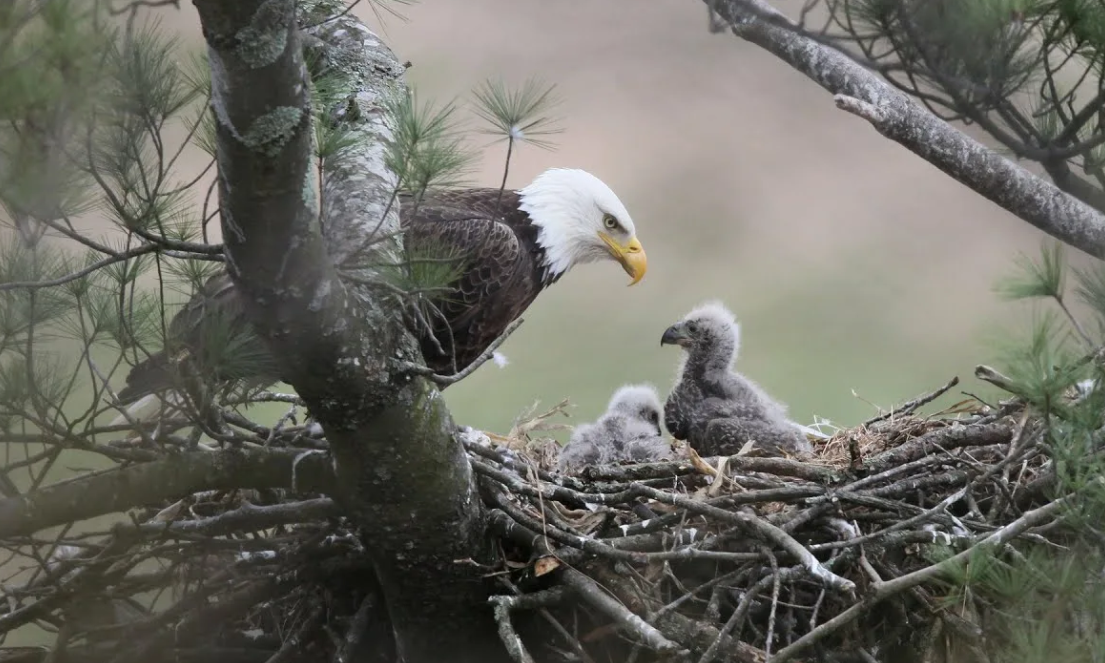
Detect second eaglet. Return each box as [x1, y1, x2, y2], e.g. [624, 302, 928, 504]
[558, 384, 674, 473]
[660, 302, 813, 459]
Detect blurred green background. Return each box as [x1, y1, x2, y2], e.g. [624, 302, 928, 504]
[343, 0, 1074, 435]
[54, 0, 1097, 436]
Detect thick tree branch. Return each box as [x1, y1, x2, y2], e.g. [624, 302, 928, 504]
[1041, 157, 1105, 213]
[862, 421, 1014, 473]
[189, 3, 502, 660]
[0, 448, 334, 538]
[706, 0, 1105, 259]
[193, 0, 342, 380]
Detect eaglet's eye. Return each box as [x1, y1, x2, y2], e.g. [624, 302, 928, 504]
[602, 213, 619, 230]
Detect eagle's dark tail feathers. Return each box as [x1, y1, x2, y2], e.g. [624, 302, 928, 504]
[117, 352, 174, 405]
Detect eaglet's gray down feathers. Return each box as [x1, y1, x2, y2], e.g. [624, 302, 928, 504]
[557, 384, 675, 474]
[660, 302, 813, 459]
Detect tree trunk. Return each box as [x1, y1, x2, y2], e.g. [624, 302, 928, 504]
[189, 3, 507, 659]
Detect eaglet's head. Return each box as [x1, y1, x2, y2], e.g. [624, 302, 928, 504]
[607, 383, 663, 431]
[660, 301, 741, 365]
[518, 168, 647, 285]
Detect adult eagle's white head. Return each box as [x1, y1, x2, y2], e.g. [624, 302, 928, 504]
[518, 168, 648, 285]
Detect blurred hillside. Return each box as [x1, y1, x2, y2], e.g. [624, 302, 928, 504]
[52, 0, 1091, 436]
[355, 0, 1073, 433]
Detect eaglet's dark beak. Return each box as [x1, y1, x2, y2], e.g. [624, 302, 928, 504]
[660, 324, 690, 347]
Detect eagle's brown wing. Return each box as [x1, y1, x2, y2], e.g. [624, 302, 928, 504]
[117, 272, 269, 403]
[118, 188, 545, 401]
[399, 189, 545, 375]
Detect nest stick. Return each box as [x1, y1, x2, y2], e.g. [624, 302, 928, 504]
[488, 509, 685, 655]
[863, 376, 960, 426]
[631, 484, 857, 594]
[490, 598, 537, 663]
[769, 496, 1070, 663]
[558, 567, 686, 655]
[974, 365, 1018, 394]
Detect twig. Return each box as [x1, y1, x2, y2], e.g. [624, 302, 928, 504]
[108, 0, 180, 15]
[333, 595, 381, 663]
[559, 568, 686, 655]
[136, 498, 337, 537]
[580, 453, 839, 484]
[695, 558, 823, 663]
[0, 244, 162, 292]
[487, 490, 650, 564]
[488, 511, 685, 655]
[263, 605, 324, 663]
[862, 422, 1013, 473]
[632, 485, 856, 594]
[974, 365, 1020, 394]
[491, 597, 536, 663]
[863, 376, 960, 426]
[834, 94, 886, 124]
[809, 488, 967, 552]
[404, 318, 524, 387]
[488, 583, 570, 660]
[764, 549, 781, 659]
[647, 568, 748, 622]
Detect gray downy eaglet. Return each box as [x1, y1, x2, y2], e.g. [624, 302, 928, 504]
[558, 383, 675, 473]
[660, 301, 813, 459]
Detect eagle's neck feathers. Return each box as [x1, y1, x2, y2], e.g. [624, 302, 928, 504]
[515, 168, 628, 284]
[680, 334, 739, 380]
[517, 191, 596, 282]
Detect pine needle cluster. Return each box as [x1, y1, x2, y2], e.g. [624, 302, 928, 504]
[814, 0, 1105, 197]
[371, 72, 562, 363]
[957, 241, 1105, 661]
[0, 7, 267, 442]
[0, 0, 570, 439]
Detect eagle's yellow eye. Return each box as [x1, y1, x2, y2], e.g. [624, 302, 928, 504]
[603, 214, 618, 230]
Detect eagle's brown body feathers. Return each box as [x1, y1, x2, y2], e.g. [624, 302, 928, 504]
[401, 188, 559, 375]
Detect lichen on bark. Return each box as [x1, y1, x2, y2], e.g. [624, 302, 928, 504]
[190, 2, 505, 659]
[241, 105, 304, 157]
[234, 0, 295, 69]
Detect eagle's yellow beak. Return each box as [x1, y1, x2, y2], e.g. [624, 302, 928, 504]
[599, 232, 648, 286]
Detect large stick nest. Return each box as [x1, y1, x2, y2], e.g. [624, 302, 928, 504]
[0, 379, 1072, 663]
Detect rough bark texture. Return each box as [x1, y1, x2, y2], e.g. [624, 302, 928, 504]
[0, 447, 334, 539]
[189, 2, 505, 660]
[706, 0, 1105, 260]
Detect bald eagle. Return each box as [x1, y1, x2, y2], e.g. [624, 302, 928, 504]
[117, 168, 648, 403]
